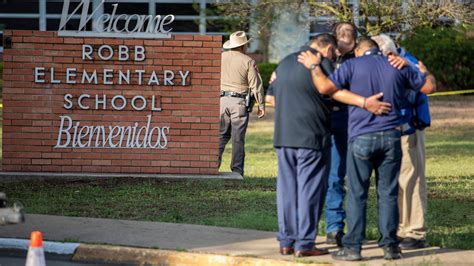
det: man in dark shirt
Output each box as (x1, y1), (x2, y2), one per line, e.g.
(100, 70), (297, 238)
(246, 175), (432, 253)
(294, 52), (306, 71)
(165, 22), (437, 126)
(298, 37), (436, 261)
(267, 34), (391, 257)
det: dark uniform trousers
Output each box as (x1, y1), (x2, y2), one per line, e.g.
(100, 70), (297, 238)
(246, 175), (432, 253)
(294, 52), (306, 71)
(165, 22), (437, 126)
(276, 147), (330, 251)
(218, 96), (249, 175)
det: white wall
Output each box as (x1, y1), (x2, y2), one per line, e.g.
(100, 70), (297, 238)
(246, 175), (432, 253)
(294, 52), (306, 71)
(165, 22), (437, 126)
(268, 4), (310, 63)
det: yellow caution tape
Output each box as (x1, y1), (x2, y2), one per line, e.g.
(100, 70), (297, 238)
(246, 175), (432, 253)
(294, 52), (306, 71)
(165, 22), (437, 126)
(428, 89), (474, 97)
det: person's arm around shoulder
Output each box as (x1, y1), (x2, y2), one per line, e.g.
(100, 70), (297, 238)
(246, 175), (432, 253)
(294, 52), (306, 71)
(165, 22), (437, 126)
(298, 51), (336, 95)
(418, 61), (437, 94)
(388, 55), (411, 70)
(248, 59), (265, 118)
(297, 51), (391, 115)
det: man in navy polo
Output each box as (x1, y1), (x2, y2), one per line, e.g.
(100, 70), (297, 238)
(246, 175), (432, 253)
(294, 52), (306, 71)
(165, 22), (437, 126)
(298, 37), (436, 261)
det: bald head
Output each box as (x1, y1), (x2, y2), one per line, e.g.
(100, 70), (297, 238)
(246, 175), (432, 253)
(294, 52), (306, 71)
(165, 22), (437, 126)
(354, 37), (379, 57)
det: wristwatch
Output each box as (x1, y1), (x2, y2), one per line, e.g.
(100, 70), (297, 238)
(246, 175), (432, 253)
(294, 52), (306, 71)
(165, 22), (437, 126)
(310, 63), (318, 70)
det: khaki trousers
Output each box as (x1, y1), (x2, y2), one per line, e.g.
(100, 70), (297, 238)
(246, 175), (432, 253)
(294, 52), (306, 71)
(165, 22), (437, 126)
(398, 130), (427, 240)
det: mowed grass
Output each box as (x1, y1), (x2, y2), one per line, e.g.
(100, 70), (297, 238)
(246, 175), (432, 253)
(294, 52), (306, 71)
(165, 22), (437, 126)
(0, 96), (473, 249)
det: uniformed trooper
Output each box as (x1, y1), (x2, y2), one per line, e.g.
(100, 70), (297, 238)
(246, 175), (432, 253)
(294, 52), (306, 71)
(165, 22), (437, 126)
(218, 31), (265, 177)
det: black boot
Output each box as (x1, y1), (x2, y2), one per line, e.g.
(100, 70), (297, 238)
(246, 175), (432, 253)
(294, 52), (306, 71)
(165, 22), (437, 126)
(399, 237), (428, 250)
(332, 247), (362, 261)
(326, 231), (344, 247)
(383, 245), (402, 260)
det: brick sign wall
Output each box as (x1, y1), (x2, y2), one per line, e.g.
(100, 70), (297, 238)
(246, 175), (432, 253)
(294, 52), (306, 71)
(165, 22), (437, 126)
(2, 30), (222, 175)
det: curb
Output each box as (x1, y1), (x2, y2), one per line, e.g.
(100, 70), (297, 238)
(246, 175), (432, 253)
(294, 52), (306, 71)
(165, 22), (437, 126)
(0, 238), (79, 255)
(0, 238), (329, 265)
(73, 244), (331, 266)
(0, 171), (243, 181)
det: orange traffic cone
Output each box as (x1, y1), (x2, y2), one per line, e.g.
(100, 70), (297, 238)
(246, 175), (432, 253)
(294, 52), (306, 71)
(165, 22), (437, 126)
(25, 231), (46, 266)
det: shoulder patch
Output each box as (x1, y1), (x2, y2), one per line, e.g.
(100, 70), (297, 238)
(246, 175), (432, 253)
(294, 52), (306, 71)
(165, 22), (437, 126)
(251, 60), (260, 73)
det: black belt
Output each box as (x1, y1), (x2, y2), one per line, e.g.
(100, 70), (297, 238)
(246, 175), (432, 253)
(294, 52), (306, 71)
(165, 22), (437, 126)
(220, 91), (247, 98)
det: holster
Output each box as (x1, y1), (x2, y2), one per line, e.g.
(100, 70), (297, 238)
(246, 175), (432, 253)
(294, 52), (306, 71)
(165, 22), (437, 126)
(245, 92), (256, 113)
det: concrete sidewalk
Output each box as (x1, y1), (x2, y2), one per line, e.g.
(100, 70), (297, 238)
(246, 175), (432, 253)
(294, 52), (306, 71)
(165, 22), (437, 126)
(0, 214), (472, 265)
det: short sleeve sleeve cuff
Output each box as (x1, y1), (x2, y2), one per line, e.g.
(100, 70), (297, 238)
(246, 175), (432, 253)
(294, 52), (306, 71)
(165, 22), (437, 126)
(327, 61), (352, 90)
(328, 74), (345, 90)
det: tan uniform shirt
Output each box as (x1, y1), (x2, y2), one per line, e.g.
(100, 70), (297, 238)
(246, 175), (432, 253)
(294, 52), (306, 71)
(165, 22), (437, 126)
(221, 50), (265, 108)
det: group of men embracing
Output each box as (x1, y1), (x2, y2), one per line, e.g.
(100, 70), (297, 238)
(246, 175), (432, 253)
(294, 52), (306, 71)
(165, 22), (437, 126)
(218, 22), (436, 261)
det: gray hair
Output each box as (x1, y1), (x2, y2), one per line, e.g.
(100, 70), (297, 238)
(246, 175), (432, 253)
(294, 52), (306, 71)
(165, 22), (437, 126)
(371, 34), (398, 56)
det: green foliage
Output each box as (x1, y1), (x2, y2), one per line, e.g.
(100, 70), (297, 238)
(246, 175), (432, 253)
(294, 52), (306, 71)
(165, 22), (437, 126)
(310, 0), (473, 37)
(257, 63), (277, 91)
(402, 26), (474, 91)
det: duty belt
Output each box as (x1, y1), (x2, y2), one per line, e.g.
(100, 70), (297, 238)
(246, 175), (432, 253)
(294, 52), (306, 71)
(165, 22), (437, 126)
(220, 91), (247, 98)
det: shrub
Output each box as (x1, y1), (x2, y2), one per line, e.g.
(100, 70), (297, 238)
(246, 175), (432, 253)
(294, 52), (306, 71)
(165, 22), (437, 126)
(257, 63), (278, 92)
(401, 26), (474, 91)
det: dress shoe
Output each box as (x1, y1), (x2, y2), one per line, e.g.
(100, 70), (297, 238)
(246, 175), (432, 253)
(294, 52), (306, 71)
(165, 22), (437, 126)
(326, 231), (344, 247)
(295, 246), (329, 257)
(332, 247), (362, 261)
(279, 246), (294, 255)
(383, 245), (402, 260)
(399, 237), (428, 250)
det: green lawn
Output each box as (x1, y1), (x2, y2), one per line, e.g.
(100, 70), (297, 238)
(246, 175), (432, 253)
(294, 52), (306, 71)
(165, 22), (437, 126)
(0, 96), (473, 250)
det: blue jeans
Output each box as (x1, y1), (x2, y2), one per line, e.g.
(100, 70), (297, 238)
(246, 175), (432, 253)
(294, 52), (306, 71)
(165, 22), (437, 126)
(342, 129), (402, 252)
(325, 130), (347, 234)
(276, 147), (330, 251)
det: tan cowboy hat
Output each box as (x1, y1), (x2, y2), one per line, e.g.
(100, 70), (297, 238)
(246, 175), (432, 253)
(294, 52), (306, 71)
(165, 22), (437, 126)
(223, 31), (251, 49)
